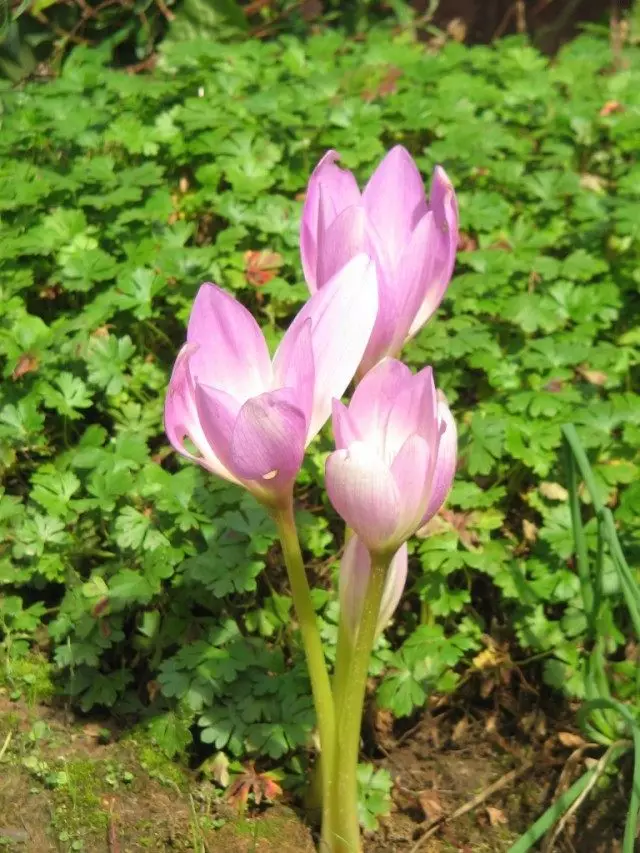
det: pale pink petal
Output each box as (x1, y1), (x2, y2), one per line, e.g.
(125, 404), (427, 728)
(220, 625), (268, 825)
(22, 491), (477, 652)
(316, 204), (367, 289)
(300, 150), (361, 292)
(377, 542), (409, 635)
(325, 441), (400, 551)
(349, 358), (412, 445)
(408, 167), (459, 339)
(362, 146), (428, 269)
(229, 388), (307, 484)
(387, 211), (440, 355)
(331, 399), (362, 450)
(390, 434), (431, 540)
(193, 381), (242, 477)
(340, 536), (408, 640)
(282, 254), (378, 442)
(421, 399), (457, 525)
(187, 284), (271, 400)
(357, 262), (400, 375)
(164, 345), (238, 481)
(383, 366), (437, 460)
(272, 318), (315, 426)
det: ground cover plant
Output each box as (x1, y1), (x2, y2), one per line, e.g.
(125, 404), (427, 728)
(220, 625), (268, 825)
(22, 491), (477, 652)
(0, 17), (639, 852)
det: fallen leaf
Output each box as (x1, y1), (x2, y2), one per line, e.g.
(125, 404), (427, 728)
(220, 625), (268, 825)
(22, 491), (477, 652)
(418, 788), (443, 822)
(12, 353), (38, 380)
(580, 173), (607, 193)
(486, 806), (508, 827)
(577, 365), (608, 386)
(539, 482), (569, 501)
(457, 231), (478, 252)
(599, 100), (624, 116)
(210, 752), (230, 787)
(244, 249), (283, 287)
(558, 731), (586, 749)
(447, 17), (467, 42)
(451, 716), (470, 744)
(523, 519), (537, 543)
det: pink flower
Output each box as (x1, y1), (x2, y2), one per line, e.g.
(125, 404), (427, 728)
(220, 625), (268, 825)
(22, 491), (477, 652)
(326, 358), (457, 553)
(165, 255), (378, 505)
(340, 535), (408, 640)
(300, 146), (458, 375)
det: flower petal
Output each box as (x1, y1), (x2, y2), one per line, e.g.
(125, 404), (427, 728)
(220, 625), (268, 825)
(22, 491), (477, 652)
(193, 381), (242, 477)
(377, 542), (409, 635)
(390, 434), (432, 540)
(300, 150), (361, 292)
(316, 203), (367, 289)
(340, 536), (408, 640)
(281, 254), (378, 442)
(331, 399), (362, 450)
(421, 398), (457, 525)
(349, 358), (412, 447)
(325, 441), (400, 551)
(383, 365), (437, 460)
(272, 317), (315, 426)
(187, 283), (272, 401)
(164, 345), (238, 481)
(408, 166), (459, 338)
(230, 388), (307, 484)
(362, 146), (428, 270)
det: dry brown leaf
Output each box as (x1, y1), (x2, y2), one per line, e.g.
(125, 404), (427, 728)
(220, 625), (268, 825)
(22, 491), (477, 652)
(599, 100), (624, 116)
(486, 806), (508, 827)
(451, 716), (470, 744)
(418, 789), (444, 823)
(558, 731), (586, 749)
(244, 249), (283, 287)
(12, 353), (38, 380)
(577, 366), (608, 386)
(539, 481), (569, 501)
(523, 519), (538, 542)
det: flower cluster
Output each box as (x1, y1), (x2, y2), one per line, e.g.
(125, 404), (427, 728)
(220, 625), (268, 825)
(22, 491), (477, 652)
(164, 146), (459, 853)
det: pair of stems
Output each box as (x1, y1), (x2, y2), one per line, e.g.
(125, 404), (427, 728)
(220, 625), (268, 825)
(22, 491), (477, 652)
(271, 496), (389, 853)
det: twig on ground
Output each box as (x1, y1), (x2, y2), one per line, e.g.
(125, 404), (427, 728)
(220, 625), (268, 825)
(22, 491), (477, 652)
(0, 731), (12, 762)
(408, 760), (535, 853)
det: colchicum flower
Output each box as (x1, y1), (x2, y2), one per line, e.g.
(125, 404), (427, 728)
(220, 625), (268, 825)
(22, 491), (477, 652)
(164, 255), (378, 506)
(340, 535), (408, 641)
(326, 358), (457, 553)
(300, 145), (458, 375)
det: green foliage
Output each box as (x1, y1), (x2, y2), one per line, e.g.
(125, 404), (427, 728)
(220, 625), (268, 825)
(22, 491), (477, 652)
(0, 24), (638, 781)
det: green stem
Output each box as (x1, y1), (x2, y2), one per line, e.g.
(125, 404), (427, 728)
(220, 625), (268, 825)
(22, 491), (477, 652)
(331, 551), (390, 853)
(333, 526), (355, 736)
(271, 498), (336, 851)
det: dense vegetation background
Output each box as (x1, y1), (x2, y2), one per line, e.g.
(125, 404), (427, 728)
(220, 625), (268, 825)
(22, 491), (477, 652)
(0, 1), (639, 850)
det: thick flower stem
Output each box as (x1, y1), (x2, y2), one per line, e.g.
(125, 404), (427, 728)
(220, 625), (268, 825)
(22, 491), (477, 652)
(330, 552), (390, 853)
(271, 499), (336, 851)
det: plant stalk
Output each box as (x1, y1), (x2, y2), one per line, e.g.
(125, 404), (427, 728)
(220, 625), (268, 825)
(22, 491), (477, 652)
(271, 498), (336, 851)
(330, 550), (390, 853)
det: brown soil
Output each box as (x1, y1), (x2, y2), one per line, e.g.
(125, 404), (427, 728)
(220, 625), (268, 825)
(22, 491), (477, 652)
(0, 687), (630, 853)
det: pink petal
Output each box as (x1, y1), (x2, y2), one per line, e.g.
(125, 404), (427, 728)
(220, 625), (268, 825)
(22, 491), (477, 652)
(390, 434), (432, 540)
(357, 261), (400, 375)
(349, 358), (412, 446)
(377, 542), (409, 635)
(272, 317), (315, 426)
(187, 284), (271, 401)
(316, 203), (367, 289)
(230, 388), (307, 484)
(421, 399), (457, 525)
(362, 146), (428, 270)
(340, 536), (408, 640)
(383, 365), (437, 460)
(325, 441), (400, 551)
(282, 254), (378, 442)
(387, 211), (441, 355)
(164, 345), (237, 481)
(300, 150), (361, 292)
(331, 399), (362, 450)
(408, 167), (459, 339)
(193, 381), (242, 476)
